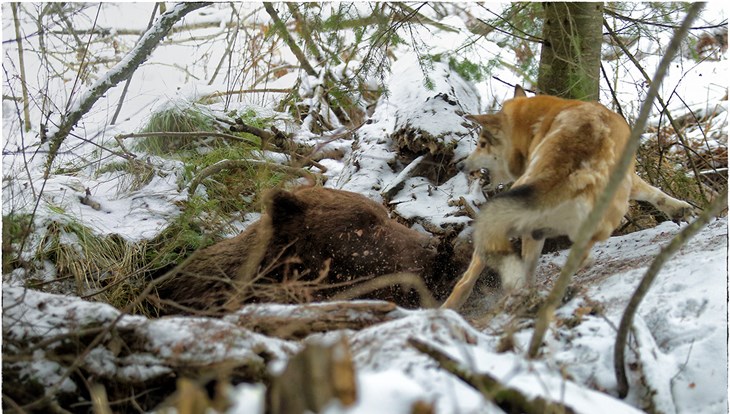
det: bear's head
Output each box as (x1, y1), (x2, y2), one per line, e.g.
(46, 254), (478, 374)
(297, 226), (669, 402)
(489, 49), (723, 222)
(261, 187), (438, 283)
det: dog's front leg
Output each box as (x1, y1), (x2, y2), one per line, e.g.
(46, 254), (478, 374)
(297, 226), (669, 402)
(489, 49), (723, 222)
(491, 252), (527, 292)
(441, 251), (486, 310)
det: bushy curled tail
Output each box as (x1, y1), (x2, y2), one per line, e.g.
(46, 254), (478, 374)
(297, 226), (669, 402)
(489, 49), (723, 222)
(472, 184), (537, 250)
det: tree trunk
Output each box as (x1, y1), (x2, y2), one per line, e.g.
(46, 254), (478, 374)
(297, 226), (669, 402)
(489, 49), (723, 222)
(537, 2), (603, 100)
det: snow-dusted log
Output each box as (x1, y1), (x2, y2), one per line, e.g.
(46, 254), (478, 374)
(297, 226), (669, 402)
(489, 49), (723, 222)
(224, 301), (406, 340)
(2, 285), (414, 411)
(2, 286), (296, 412)
(44, 2), (211, 176)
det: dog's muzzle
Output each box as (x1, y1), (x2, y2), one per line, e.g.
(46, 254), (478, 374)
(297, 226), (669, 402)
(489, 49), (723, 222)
(464, 167), (491, 186)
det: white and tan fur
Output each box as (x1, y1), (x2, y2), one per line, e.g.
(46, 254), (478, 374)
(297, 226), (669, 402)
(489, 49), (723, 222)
(441, 85), (693, 310)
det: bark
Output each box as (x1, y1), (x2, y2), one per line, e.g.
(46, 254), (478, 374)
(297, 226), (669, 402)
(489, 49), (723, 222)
(44, 2), (211, 178)
(614, 186), (727, 398)
(527, 3), (704, 359)
(11, 3), (32, 132)
(538, 2), (604, 100)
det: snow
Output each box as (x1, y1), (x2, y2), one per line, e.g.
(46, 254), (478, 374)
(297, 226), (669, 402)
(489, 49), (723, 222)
(325, 370), (433, 414)
(12, 212), (724, 414)
(2, 3), (727, 413)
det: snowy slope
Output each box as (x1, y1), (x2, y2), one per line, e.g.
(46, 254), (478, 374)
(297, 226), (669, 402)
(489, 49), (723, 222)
(4, 217), (726, 413)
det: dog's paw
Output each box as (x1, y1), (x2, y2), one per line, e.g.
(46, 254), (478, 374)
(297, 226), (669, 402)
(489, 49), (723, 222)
(663, 200), (694, 223)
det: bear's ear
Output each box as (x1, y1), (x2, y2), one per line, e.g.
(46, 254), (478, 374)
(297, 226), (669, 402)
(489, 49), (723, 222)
(267, 189), (306, 227)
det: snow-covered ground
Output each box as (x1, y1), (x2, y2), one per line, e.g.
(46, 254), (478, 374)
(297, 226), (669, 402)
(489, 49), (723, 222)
(4, 217), (727, 413)
(2, 3), (727, 413)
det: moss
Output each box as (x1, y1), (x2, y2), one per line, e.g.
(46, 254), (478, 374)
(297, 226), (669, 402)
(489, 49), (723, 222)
(2, 213), (33, 273)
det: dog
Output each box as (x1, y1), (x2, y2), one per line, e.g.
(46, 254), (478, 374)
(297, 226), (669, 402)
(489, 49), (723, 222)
(441, 85), (694, 310)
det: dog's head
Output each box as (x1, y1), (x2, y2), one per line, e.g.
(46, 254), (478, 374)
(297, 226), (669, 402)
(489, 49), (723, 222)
(463, 112), (514, 190)
(463, 85), (528, 190)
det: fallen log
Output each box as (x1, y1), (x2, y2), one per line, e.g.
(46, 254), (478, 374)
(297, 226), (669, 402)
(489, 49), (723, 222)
(2, 286), (410, 412)
(225, 300), (405, 340)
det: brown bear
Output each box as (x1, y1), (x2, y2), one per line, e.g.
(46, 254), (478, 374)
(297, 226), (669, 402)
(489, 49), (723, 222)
(155, 186), (459, 315)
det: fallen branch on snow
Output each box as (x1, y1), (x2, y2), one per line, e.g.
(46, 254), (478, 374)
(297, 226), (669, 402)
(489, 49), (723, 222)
(226, 301), (404, 340)
(409, 337), (577, 414)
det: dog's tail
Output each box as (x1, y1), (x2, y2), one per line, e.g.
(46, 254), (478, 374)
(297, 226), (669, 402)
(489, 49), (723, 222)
(473, 184), (539, 251)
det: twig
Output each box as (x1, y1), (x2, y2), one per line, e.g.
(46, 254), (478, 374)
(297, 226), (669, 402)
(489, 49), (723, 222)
(603, 18), (708, 203)
(614, 186), (727, 398)
(111, 4), (159, 125)
(11, 3), (31, 132)
(330, 272), (438, 308)
(229, 119), (279, 142)
(207, 5), (239, 86)
(527, 3), (704, 359)
(381, 154), (426, 200)
(44, 2), (211, 179)
(604, 8), (726, 31)
(115, 131), (256, 144)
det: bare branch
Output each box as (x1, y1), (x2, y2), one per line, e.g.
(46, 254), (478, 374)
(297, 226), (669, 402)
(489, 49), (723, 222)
(409, 338), (577, 414)
(603, 19), (710, 203)
(10, 3), (31, 132)
(43, 2), (211, 179)
(115, 130), (257, 144)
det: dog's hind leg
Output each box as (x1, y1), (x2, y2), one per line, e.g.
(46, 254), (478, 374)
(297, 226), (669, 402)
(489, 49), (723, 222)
(631, 172), (694, 221)
(521, 234), (546, 287)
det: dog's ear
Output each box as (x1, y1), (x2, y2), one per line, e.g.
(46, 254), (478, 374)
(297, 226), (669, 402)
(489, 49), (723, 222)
(465, 114), (490, 125)
(466, 114), (501, 129)
(513, 85), (527, 98)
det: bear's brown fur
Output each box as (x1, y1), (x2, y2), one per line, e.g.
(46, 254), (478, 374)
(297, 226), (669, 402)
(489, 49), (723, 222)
(155, 186), (459, 315)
